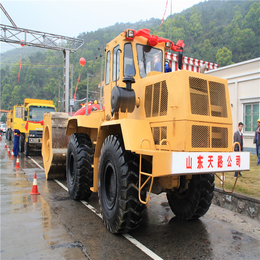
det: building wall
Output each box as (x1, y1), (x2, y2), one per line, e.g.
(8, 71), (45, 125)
(206, 58), (260, 150)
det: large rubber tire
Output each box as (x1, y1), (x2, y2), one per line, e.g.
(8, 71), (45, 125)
(19, 134), (25, 152)
(24, 141), (30, 156)
(167, 174), (214, 220)
(66, 133), (93, 200)
(98, 135), (145, 233)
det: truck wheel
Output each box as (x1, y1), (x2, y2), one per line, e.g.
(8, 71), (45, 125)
(167, 174), (214, 220)
(66, 133), (93, 200)
(19, 134), (25, 152)
(98, 135), (145, 233)
(24, 141), (30, 156)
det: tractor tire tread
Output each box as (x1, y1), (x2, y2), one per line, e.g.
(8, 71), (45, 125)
(99, 135), (145, 233)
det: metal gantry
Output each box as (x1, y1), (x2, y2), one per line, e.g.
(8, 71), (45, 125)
(0, 24), (83, 52)
(0, 24), (84, 112)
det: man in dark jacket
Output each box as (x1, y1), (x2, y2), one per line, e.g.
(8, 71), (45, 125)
(233, 122), (243, 177)
(253, 118), (260, 166)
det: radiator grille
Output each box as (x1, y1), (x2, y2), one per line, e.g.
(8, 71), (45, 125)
(189, 77), (227, 118)
(192, 125), (228, 148)
(190, 77), (209, 116)
(151, 126), (167, 145)
(192, 125), (210, 148)
(212, 127), (228, 148)
(209, 82), (227, 118)
(145, 81), (168, 117)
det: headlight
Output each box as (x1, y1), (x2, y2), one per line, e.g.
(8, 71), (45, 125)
(125, 29), (135, 40)
(165, 41), (172, 48)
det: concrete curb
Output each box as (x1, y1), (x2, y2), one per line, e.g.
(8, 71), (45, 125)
(213, 187), (260, 220)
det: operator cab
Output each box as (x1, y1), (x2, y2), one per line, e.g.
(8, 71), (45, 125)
(105, 28), (184, 86)
(104, 28), (184, 117)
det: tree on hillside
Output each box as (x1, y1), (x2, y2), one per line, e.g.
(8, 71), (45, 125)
(1, 84), (13, 110)
(216, 47), (233, 67)
(243, 2), (260, 36)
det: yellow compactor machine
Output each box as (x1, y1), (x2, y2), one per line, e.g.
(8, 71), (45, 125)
(42, 29), (250, 233)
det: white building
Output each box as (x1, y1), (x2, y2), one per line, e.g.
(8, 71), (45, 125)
(206, 57), (260, 152)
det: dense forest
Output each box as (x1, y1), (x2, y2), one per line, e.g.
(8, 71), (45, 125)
(1, 0), (260, 111)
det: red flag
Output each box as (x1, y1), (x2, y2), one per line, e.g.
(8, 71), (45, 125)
(73, 74), (81, 100)
(18, 52), (22, 82)
(160, 0), (168, 27)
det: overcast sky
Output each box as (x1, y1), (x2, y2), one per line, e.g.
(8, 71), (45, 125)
(1, 0), (203, 53)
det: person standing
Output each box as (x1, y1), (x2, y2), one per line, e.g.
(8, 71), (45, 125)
(13, 129), (20, 157)
(165, 61), (172, 73)
(253, 118), (260, 166)
(233, 122), (244, 177)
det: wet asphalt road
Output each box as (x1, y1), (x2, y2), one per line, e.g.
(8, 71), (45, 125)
(1, 137), (260, 260)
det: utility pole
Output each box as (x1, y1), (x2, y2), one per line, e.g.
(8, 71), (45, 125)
(70, 64), (73, 116)
(99, 47), (103, 110)
(58, 75), (60, 112)
(96, 47), (104, 110)
(86, 72), (89, 115)
(63, 49), (70, 113)
(170, 0), (172, 42)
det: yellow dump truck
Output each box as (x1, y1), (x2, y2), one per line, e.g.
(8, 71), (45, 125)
(42, 29), (250, 233)
(6, 109), (13, 141)
(19, 98), (56, 156)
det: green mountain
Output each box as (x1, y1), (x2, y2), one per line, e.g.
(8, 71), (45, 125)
(1, 0), (260, 111)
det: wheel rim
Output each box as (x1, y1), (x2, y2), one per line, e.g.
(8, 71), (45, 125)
(104, 161), (117, 210)
(68, 153), (75, 185)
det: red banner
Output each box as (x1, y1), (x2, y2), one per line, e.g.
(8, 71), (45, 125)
(18, 52), (22, 83)
(160, 0), (169, 27)
(73, 74), (81, 100)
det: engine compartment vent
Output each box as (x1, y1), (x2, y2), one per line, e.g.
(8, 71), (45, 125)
(151, 126), (167, 145)
(145, 81), (168, 118)
(192, 125), (228, 148)
(189, 77), (227, 118)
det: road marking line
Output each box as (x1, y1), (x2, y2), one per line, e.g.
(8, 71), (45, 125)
(30, 158), (164, 260)
(28, 156), (43, 169)
(123, 234), (163, 260)
(54, 179), (68, 192)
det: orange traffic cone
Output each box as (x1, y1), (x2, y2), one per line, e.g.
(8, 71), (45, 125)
(11, 149), (14, 158)
(5, 141), (7, 148)
(15, 155), (20, 168)
(30, 173), (40, 195)
(7, 146), (10, 156)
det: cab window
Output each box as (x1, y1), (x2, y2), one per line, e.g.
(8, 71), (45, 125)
(113, 45), (120, 81)
(136, 44), (163, 78)
(15, 107), (24, 118)
(105, 50), (111, 85)
(124, 43), (135, 77)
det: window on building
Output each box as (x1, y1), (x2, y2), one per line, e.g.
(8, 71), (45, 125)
(244, 102), (259, 131)
(105, 51), (111, 85)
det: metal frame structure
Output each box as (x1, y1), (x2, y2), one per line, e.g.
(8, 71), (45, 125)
(0, 24), (84, 112)
(0, 24), (83, 52)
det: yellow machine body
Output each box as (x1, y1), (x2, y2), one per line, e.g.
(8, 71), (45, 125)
(43, 29), (250, 200)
